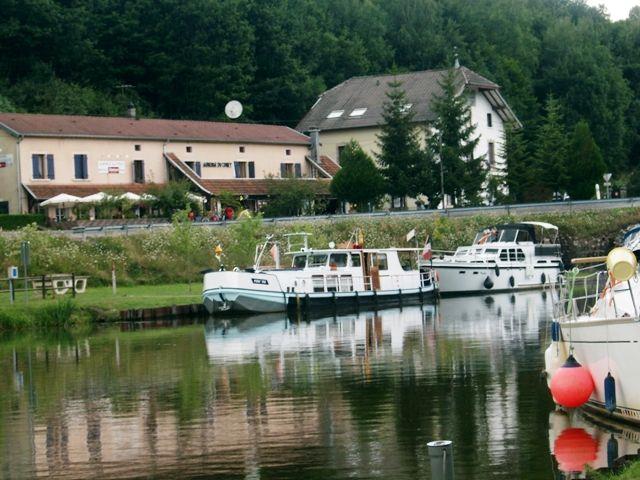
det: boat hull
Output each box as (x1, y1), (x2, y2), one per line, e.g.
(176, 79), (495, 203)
(203, 286), (437, 314)
(433, 263), (560, 295)
(546, 318), (640, 424)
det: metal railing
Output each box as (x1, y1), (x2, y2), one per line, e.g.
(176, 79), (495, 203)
(293, 271), (435, 294)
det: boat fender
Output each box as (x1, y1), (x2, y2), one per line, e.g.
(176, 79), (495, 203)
(605, 373), (616, 413)
(607, 435), (619, 469)
(483, 276), (494, 289)
(494, 264), (500, 277)
(509, 276), (515, 288)
(549, 355), (594, 408)
(551, 321), (560, 342)
(541, 273), (547, 284)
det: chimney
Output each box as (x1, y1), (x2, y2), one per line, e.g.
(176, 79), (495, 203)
(309, 128), (320, 162)
(127, 102), (137, 119)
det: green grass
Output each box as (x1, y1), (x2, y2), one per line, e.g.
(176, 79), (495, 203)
(0, 283), (202, 332)
(591, 461), (640, 479)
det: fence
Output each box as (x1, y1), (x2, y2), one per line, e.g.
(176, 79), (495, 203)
(15, 196), (640, 239)
(1, 274), (87, 304)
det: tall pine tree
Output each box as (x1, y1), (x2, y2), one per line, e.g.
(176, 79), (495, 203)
(532, 95), (569, 200)
(566, 120), (606, 200)
(503, 122), (532, 203)
(428, 68), (484, 207)
(376, 80), (428, 208)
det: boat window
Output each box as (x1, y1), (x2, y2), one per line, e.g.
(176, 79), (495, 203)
(292, 255), (307, 268)
(516, 230), (531, 243)
(370, 253), (388, 271)
(351, 253), (361, 267)
(508, 249), (517, 261)
(308, 254), (328, 267)
(326, 275), (338, 292)
(516, 249), (525, 261)
(499, 249), (509, 261)
(339, 275), (353, 292)
(485, 249), (499, 255)
(329, 253), (348, 268)
(456, 248), (469, 257)
(499, 229), (517, 242)
(398, 251), (416, 271)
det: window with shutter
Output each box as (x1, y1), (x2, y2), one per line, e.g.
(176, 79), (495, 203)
(74, 154), (88, 179)
(234, 162), (241, 178)
(134, 160), (145, 183)
(248, 162), (255, 178)
(280, 163), (286, 178)
(46, 154), (55, 179)
(294, 163), (302, 178)
(194, 162), (202, 176)
(32, 154), (43, 179)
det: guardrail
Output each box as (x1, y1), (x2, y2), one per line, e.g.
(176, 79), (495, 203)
(26, 196), (640, 238)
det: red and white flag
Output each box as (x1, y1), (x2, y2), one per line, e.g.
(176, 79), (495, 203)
(422, 236), (432, 260)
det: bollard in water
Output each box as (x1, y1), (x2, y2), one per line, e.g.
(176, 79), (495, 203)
(427, 440), (454, 480)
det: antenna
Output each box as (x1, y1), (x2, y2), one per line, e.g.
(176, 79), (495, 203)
(225, 100), (243, 119)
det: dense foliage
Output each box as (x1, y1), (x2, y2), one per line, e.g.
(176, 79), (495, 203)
(0, 214), (46, 230)
(330, 140), (385, 211)
(1, 0), (638, 172)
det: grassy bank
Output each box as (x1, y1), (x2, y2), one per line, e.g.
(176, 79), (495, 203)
(2, 208), (640, 287)
(592, 462), (640, 479)
(0, 283), (201, 332)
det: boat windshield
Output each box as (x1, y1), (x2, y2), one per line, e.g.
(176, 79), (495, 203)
(292, 254), (307, 268)
(308, 254), (328, 267)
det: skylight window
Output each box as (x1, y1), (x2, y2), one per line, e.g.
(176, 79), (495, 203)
(327, 110), (344, 118)
(349, 108), (367, 117)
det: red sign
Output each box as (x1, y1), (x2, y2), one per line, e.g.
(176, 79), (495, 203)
(0, 162), (6, 168)
(108, 166), (120, 174)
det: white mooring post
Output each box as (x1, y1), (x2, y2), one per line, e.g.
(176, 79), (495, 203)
(427, 440), (454, 480)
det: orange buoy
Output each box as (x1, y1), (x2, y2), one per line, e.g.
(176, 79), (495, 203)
(554, 427), (598, 473)
(549, 355), (594, 408)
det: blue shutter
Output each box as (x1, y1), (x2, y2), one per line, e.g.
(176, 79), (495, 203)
(294, 163), (302, 178)
(248, 162), (255, 178)
(74, 154), (81, 179)
(234, 161), (241, 178)
(280, 163), (286, 178)
(82, 155), (88, 179)
(195, 162), (202, 176)
(32, 154), (42, 179)
(46, 154), (55, 179)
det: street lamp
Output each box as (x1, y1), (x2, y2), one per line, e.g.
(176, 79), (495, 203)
(603, 173), (612, 199)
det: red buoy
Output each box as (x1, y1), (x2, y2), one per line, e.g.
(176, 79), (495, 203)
(549, 355), (594, 408)
(553, 427), (598, 472)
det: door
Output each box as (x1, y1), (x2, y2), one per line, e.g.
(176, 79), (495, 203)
(133, 160), (145, 183)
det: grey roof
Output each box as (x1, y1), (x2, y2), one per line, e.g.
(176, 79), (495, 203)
(296, 66), (520, 132)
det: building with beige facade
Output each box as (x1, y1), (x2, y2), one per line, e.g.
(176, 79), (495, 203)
(0, 112), (339, 217)
(296, 65), (520, 208)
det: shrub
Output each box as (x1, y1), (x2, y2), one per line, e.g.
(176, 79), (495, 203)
(0, 214), (45, 230)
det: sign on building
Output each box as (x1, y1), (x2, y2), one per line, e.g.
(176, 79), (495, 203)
(0, 154), (14, 168)
(98, 160), (126, 174)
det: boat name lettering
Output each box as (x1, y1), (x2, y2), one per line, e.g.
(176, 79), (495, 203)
(252, 278), (269, 285)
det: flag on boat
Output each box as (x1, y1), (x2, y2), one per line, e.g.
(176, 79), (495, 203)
(406, 228), (416, 242)
(422, 236), (432, 260)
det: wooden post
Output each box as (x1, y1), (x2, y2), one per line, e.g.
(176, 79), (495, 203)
(72, 273), (76, 298)
(111, 261), (117, 295)
(8, 278), (14, 304)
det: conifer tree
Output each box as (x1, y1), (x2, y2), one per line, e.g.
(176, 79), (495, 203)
(566, 120), (606, 200)
(532, 95), (569, 200)
(330, 140), (385, 212)
(376, 80), (429, 208)
(503, 123), (532, 203)
(428, 69), (484, 206)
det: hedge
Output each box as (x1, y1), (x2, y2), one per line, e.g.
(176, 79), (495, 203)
(0, 214), (46, 230)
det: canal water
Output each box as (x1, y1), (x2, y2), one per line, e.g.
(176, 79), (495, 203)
(0, 291), (637, 479)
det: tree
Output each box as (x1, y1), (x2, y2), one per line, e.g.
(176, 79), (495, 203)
(503, 123), (532, 203)
(330, 140), (385, 211)
(566, 120), (606, 200)
(428, 69), (484, 207)
(376, 80), (429, 207)
(531, 95), (569, 200)
(262, 177), (319, 217)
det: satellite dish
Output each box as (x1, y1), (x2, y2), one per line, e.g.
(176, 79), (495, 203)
(225, 100), (243, 119)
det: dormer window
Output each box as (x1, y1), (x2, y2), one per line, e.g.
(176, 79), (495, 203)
(349, 108), (367, 117)
(327, 110), (344, 119)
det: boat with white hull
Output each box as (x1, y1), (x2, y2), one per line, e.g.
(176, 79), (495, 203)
(203, 233), (438, 314)
(545, 229), (640, 425)
(427, 222), (563, 295)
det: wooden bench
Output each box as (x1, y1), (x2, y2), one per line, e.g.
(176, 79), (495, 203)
(31, 275), (88, 296)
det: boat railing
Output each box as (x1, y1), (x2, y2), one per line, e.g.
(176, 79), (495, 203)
(554, 266), (639, 321)
(293, 270), (436, 294)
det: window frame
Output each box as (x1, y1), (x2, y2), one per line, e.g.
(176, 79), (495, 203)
(73, 153), (89, 180)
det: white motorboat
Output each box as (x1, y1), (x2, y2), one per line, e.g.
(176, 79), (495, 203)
(545, 227), (640, 425)
(202, 233), (438, 314)
(427, 221), (563, 295)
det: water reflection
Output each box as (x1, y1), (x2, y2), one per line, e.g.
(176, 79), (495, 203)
(0, 290), (625, 479)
